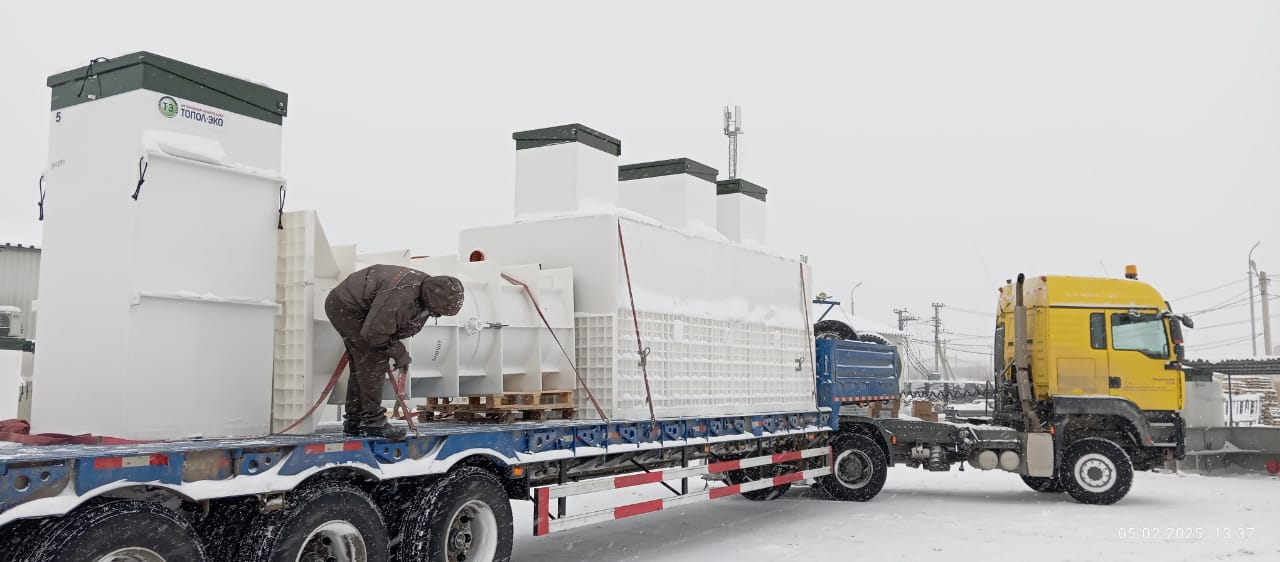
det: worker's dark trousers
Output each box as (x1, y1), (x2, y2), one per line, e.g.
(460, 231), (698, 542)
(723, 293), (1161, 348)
(324, 295), (389, 426)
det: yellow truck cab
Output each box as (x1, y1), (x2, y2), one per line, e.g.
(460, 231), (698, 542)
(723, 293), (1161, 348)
(987, 269), (1189, 503)
(996, 272), (1185, 412)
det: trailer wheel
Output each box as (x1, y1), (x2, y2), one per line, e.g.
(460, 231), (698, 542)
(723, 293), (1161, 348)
(1061, 438), (1133, 505)
(814, 320), (857, 341)
(236, 481), (388, 562)
(1019, 474), (1063, 493)
(23, 499), (207, 562)
(727, 465), (792, 501)
(817, 433), (888, 502)
(397, 466), (513, 562)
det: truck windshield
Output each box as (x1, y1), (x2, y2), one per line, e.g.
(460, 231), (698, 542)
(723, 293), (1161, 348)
(1111, 312), (1169, 359)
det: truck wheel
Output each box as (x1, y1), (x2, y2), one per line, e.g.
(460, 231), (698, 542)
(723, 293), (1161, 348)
(23, 499), (207, 561)
(1061, 438), (1133, 505)
(857, 333), (891, 346)
(397, 466), (513, 562)
(814, 320), (857, 341)
(817, 433), (888, 502)
(236, 481), (389, 562)
(1019, 474), (1063, 493)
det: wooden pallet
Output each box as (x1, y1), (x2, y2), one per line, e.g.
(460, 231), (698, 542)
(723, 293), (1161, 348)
(417, 391), (576, 423)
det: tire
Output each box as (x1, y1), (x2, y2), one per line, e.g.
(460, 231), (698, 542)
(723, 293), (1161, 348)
(1020, 474), (1063, 493)
(814, 320), (857, 341)
(817, 433), (888, 502)
(397, 466), (514, 562)
(236, 481), (389, 562)
(22, 499), (207, 561)
(1060, 438), (1133, 505)
(856, 333), (891, 346)
(726, 465), (792, 501)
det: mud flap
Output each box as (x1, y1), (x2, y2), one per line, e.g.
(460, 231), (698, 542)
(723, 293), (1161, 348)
(1025, 432), (1054, 477)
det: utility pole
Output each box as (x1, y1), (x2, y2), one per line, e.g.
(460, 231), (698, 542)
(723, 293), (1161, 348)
(1261, 271), (1273, 355)
(722, 106), (743, 179)
(1249, 242), (1261, 356)
(893, 308), (919, 332)
(931, 302), (946, 375)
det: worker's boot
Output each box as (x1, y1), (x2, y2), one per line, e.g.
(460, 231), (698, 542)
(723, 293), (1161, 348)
(358, 421), (406, 440)
(342, 416), (360, 436)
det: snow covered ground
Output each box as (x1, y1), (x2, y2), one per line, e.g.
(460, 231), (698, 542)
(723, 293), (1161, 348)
(511, 468), (1279, 561)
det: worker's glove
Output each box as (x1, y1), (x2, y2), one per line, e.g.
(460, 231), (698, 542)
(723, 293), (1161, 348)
(390, 345), (412, 371)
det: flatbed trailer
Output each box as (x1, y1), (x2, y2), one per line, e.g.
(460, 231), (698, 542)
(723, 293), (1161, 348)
(0, 338), (901, 561)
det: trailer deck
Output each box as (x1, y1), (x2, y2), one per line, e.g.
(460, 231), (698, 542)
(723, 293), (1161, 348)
(0, 409), (834, 525)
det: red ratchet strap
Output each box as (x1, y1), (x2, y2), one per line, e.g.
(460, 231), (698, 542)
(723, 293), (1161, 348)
(500, 272), (609, 422)
(616, 220), (657, 426)
(276, 352), (350, 435)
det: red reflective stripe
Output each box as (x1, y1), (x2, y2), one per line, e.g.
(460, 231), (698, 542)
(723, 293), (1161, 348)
(771, 450), (803, 464)
(614, 472), (663, 488)
(773, 472), (805, 486)
(535, 487), (550, 536)
(710, 484), (741, 499)
(93, 457), (122, 469)
(614, 499), (663, 519)
(304, 444), (326, 455)
(342, 441), (362, 452)
(149, 454), (168, 466)
(707, 459), (739, 474)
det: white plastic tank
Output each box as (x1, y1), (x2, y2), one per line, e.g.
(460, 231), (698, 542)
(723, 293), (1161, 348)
(32, 53), (287, 439)
(459, 124), (815, 420)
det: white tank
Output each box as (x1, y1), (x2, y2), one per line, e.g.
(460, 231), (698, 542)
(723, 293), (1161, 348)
(33, 53), (286, 440)
(999, 450), (1021, 471)
(970, 450), (998, 470)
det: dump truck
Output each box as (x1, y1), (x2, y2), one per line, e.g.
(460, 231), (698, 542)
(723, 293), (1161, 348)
(817, 268), (1190, 505)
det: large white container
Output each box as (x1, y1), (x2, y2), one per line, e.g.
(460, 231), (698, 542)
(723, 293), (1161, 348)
(460, 214), (816, 420)
(275, 213), (578, 430)
(32, 53), (288, 439)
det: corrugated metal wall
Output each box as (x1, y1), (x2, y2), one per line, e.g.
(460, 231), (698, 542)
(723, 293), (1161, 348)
(0, 244), (41, 313)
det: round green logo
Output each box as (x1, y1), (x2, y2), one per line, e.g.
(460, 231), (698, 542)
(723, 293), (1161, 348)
(158, 96), (178, 118)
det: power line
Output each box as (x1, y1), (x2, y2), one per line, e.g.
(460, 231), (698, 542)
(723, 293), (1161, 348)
(1172, 280), (1245, 302)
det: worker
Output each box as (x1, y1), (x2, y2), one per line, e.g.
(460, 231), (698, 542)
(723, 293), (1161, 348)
(325, 264), (465, 438)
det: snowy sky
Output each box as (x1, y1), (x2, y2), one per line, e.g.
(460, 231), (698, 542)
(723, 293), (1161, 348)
(1, 1), (1277, 363)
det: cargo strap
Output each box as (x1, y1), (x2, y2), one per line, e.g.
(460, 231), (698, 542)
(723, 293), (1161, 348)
(384, 366), (419, 433)
(76, 57), (110, 99)
(799, 263), (816, 399)
(502, 273), (609, 421)
(617, 220), (657, 426)
(275, 352), (350, 435)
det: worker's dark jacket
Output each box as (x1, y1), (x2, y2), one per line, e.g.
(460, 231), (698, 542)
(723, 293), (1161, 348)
(327, 264), (430, 359)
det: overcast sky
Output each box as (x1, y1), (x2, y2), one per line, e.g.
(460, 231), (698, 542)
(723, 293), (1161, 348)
(2, 1), (1277, 364)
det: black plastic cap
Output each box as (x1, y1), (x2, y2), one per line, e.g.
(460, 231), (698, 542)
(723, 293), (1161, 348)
(618, 158), (718, 183)
(715, 178), (767, 202)
(513, 124), (621, 156)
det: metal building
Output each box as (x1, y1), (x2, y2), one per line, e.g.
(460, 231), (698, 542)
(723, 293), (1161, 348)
(0, 242), (41, 315)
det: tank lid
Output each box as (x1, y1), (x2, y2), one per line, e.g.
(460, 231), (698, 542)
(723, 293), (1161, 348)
(47, 51), (289, 124)
(512, 123), (621, 156)
(619, 158), (718, 183)
(715, 178), (767, 202)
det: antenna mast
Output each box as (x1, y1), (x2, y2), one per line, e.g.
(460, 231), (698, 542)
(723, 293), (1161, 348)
(723, 105), (743, 178)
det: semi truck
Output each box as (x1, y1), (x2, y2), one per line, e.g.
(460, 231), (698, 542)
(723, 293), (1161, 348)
(1, 52), (1188, 562)
(816, 269), (1190, 505)
(0, 269), (1189, 561)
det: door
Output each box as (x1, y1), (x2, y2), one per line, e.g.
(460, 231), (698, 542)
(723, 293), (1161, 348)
(1106, 311), (1180, 410)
